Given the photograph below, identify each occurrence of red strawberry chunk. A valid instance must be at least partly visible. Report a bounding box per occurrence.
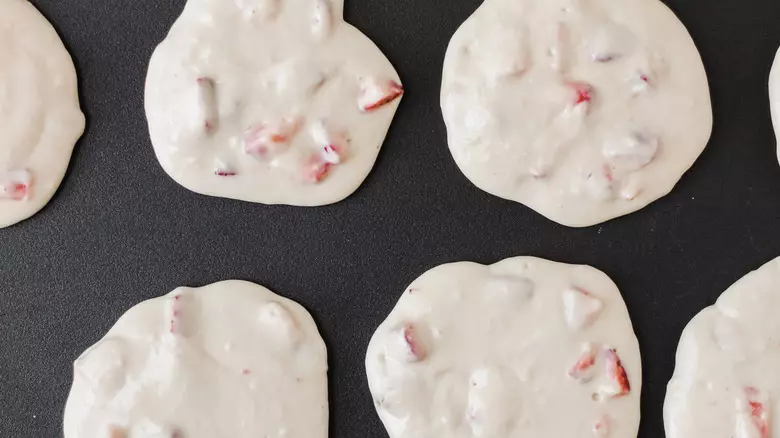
[569,346,597,381]
[745,387,770,438]
[593,416,610,437]
[570,82,594,106]
[402,324,426,362]
[358,78,404,112]
[302,154,331,183]
[1,170,31,201]
[310,120,348,164]
[604,348,630,397]
[244,117,302,157]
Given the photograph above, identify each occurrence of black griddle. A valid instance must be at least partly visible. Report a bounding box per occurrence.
[2,0,780,436]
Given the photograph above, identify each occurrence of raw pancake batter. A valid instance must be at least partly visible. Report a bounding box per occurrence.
[665,257,780,438]
[366,257,641,437]
[769,47,780,162]
[0,0,85,228]
[146,0,403,206]
[63,280,328,438]
[440,0,712,227]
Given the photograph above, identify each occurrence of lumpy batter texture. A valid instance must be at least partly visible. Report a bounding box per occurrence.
[64,280,328,438]
[665,257,780,438]
[145,0,403,206]
[441,0,712,227]
[366,257,641,438]
[0,0,85,228]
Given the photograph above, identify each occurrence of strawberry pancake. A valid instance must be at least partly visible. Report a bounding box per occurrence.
[366,257,641,437]
[440,0,712,227]
[665,257,780,438]
[64,281,328,438]
[0,0,85,228]
[145,0,403,206]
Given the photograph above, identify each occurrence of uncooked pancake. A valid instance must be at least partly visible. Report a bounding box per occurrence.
[145,0,403,206]
[665,257,780,438]
[63,280,328,438]
[0,0,85,228]
[769,47,780,163]
[440,0,712,227]
[366,257,641,437]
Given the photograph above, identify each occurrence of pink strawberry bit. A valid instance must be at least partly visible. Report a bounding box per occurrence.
[358,78,404,112]
[568,344,597,381]
[214,169,237,177]
[108,426,127,438]
[401,324,426,362]
[244,117,302,157]
[630,71,653,95]
[593,416,610,438]
[196,77,218,134]
[569,82,594,106]
[301,154,332,183]
[604,348,630,397]
[745,387,770,438]
[242,368,251,375]
[310,121,348,164]
[593,52,620,63]
[1,170,32,201]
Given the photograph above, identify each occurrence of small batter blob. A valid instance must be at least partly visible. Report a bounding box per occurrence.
[665,257,780,438]
[63,280,328,438]
[440,0,712,227]
[769,47,780,163]
[366,256,642,437]
[145,0,403,206]
[0,0,85,228]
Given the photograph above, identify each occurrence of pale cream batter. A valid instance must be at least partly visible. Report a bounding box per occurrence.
[0,0,85,228]
[769,47,780,162]
[145,0,403,206]
[366,257,642,437]
[63,280,328,438]
[665,257,780,438]
[441,0,712,227]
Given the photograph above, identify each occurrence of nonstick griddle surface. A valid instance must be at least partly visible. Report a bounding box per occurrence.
[2,0,780,436]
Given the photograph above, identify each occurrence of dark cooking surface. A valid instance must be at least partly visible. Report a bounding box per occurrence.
[1,0,779,436]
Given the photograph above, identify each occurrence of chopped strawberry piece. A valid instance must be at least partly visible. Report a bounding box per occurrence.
[310,120,348,164]
[108,426,127,438]
[244,117,302,157]
[302,154,331,183]
[402,324,426,362]
[569,344,597,381]
[593,53,619,63]
[604,348,630,397]
[745,387,770,438]
[569,82,593,106]
[1,170,32,201]
[358,78,404,112]
[630,71,653,94]
[593,416,610,437]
